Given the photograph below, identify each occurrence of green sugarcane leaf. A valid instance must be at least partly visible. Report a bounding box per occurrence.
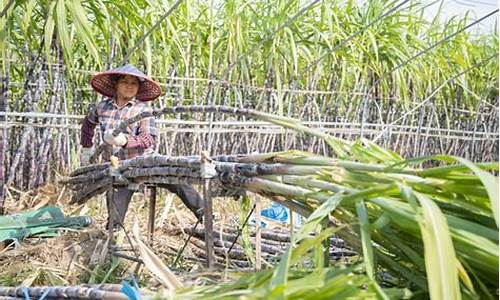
[401,155,498,227]
[44,2,56,64]
[55,0,72,66]
[290,227,338,264]
[414,192,461,300]
[356,200,375,279]
[450,156,499,227]
[269,246,291,300]
[68,0,101,65]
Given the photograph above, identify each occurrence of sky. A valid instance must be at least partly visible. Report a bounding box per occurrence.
[421,0,498,32]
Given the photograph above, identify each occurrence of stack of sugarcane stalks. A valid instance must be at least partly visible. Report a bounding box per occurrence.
[0,284,133,300]
[61,147,499,297]
[184,226,355,268]
[58,103,499,298]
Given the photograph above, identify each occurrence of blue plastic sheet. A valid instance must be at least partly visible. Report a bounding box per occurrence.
[250,203,301,228]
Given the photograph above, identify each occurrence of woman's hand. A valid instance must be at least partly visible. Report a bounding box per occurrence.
[103,129,128,147]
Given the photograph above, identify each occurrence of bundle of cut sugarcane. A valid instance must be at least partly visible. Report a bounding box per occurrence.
[184,225,354,266]
[61,105,499,299]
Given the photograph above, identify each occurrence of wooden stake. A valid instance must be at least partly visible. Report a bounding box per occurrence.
[148,186,157,245]
[201,151,215,268]
[203,179,214,268]
[107,188,115,250]
[255,195,262,271]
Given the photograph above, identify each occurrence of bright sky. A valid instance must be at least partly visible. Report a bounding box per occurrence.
[422,0,498,32]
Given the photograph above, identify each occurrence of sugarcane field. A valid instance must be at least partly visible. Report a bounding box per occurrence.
[0,0,499,299]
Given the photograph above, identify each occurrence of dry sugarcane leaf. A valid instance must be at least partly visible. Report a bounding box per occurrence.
[131,221,183,289]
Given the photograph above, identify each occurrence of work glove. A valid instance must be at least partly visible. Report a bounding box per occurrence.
[103,129,128,147]
[80,147,93,166]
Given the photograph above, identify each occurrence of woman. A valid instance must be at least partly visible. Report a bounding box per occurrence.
[80,64,203,229]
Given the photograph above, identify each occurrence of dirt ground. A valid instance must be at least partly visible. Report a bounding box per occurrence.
[0,183,254,289]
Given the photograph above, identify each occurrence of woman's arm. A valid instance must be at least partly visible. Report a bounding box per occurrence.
[80,107,99,147]
[124,115,156,149]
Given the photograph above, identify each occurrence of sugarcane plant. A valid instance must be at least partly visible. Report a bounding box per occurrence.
[61,105,499,299]
[1,0,498,197]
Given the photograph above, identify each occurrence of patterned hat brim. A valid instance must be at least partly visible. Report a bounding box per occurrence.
[90,70,162,101]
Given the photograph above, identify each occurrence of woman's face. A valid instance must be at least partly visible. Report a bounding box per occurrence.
[115,75,140,100]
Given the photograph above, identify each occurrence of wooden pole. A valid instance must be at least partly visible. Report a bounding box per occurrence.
[255,195,262,270]
[107,156,120,250]
[148,186,157,245]
[203,179,214,268]
[107,188,115,250]
[201,151,215,268]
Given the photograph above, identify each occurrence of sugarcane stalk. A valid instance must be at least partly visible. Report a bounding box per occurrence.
[80,285,123,293]
[117,154,201,171]
[212,235,284,256]
[185,226,287,248]
[0,286,128,300]
[215,162,332,176]
[191,247,251,268]
[0,64,9,215]
[133,176,203,186]
[191,237,279,261]
[70,163,110,177]
[70,177,112,204]
[6,63,47,186]
[59,169,109,185]
[122,166,201,178]
[34,64,61,187]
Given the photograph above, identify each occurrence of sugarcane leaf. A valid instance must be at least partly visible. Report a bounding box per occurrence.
[376,249,428,291]
[356,200,375,279]
[393,155,498,227]
[290,227,337,264]
[459,258,496,300]
[283,269,327,297]
[44,2,56,63]
[352,138,403,163]
[371,279,391,300]
[456,259,475,295]
[55,0,72,66]
[416,162,499,177]
[67,0,101,65]
[370,212,391,230]
[269,246,291,300]
[270,224,340,298]
[131,221,183,290]
[450,156,499,227]
[296,192,343,241]
[414,192,461,300]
